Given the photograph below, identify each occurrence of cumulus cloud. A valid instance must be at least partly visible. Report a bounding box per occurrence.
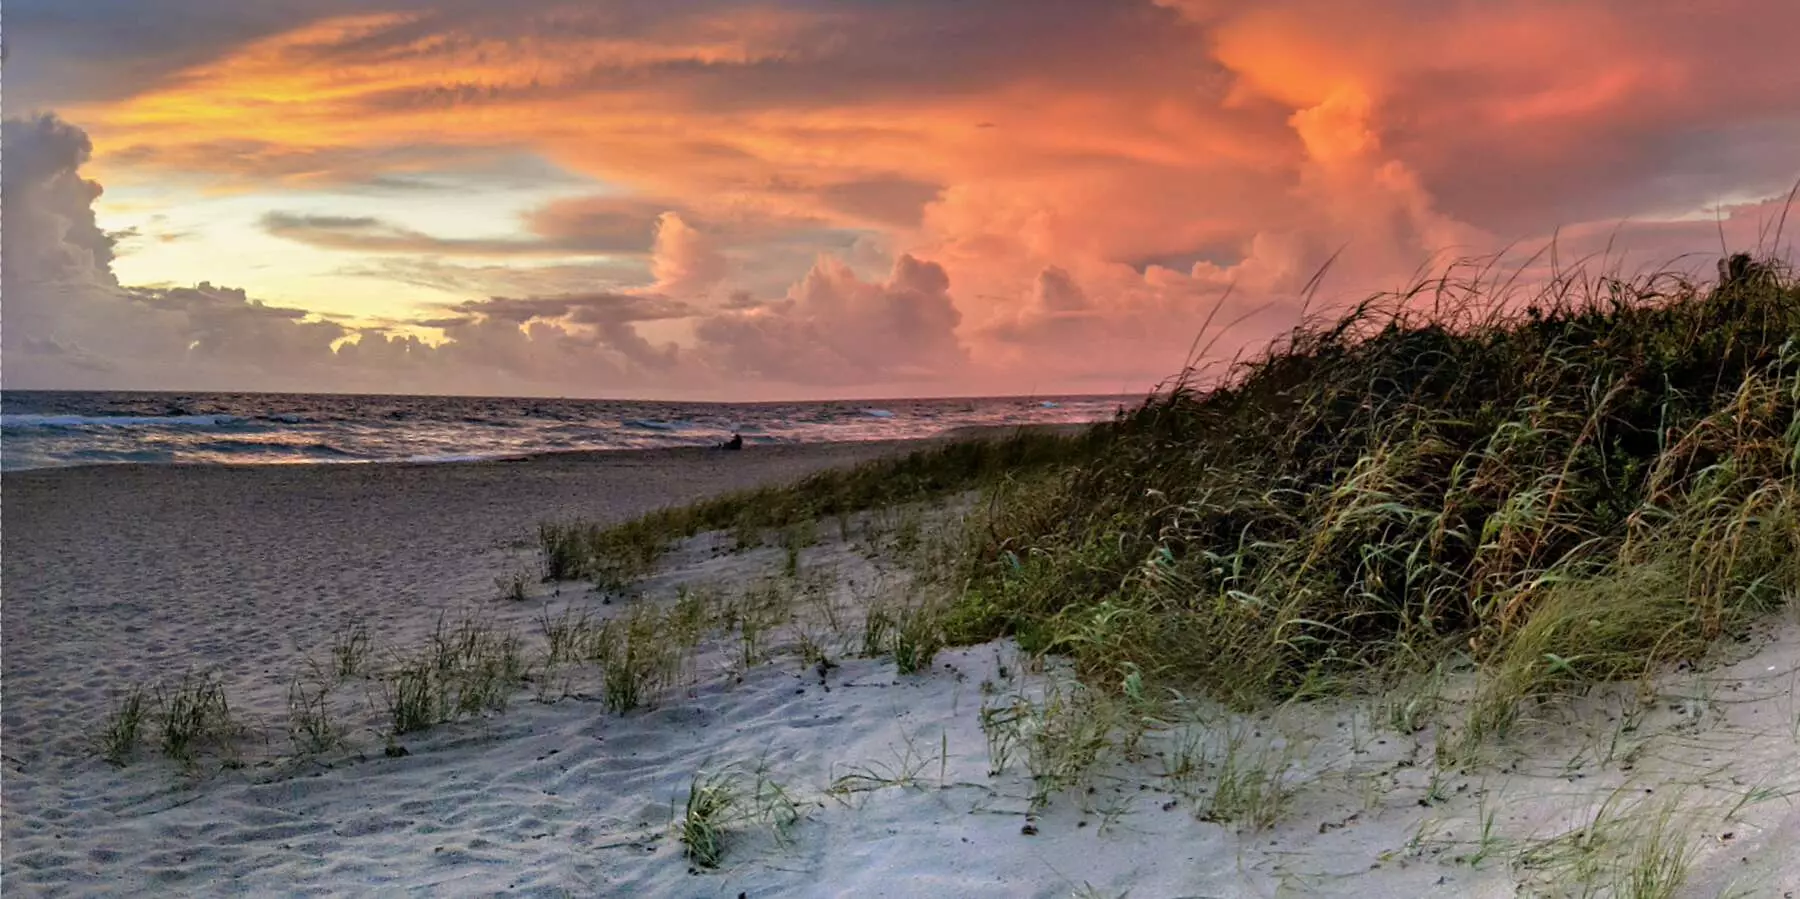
[2,114,983,396]
[648,212,728,296]
[695,254,966,384]
[9,0,1797,396]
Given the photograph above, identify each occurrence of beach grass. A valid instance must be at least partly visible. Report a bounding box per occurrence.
[286,676,343,756]
[937,253,1797,720]
[677,768,738,868]
[568,251,1796,821]
[99,684,149,766]
[156,670,242,766]
[677,762,803,869]
[537,427,1104,586]
[330,621,372,679]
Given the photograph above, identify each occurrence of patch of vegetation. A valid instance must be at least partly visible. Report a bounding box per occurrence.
[1201,725,1299,831]
[940,254,1797,723]
[539,427,1105,586]
[330,620,372,679]
[99,684,149,766]
[892,598,945,675]
[676,762,801,870]
[286,676,342,756]
[380,614,528,736]
[538,521,589,582]
[156,670,243,767]
[560,251,1797,823]
[601,605,681,714]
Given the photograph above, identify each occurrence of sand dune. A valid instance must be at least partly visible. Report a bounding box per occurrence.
[4,445,1798,896]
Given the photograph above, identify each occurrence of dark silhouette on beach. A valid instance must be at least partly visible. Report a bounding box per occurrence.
[720,433,744,451]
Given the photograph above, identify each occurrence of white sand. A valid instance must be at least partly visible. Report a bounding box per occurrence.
[5,452,1798,897]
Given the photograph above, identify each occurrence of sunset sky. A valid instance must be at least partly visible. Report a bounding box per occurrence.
[7,0,1798,399]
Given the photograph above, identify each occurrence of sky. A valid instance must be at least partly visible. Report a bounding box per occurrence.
[5,0,1798,400]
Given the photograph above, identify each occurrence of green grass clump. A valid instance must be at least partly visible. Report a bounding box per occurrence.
[892,599,945,675]
[939,253,1797,719]
[156,670,241,766]
[676,763,801,869]
[600,605,680,714]
[380,615,528,737]
[99,685,149,766]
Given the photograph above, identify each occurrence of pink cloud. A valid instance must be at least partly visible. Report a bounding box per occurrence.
[7,0,1796,396]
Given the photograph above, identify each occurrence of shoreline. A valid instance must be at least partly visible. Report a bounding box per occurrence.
[0,421,1095,477]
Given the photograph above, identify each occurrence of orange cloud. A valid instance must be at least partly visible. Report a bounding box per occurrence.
[13,0,1795,397]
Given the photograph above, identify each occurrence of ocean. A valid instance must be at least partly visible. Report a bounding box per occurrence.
[0,391,1126,471]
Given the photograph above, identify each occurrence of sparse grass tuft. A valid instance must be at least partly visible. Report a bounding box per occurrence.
[381,660,441,736]
[330,621,372,679]
[538,521,589,581]
[156,670,241,766]
[286,676,342,755]
[380,614,527,736]
[677,762,802,869]
[601,605,680,714]
[862,602,896,658]
[1201,726,1298,831]
[892,598,945,675]
[99,684,149,766]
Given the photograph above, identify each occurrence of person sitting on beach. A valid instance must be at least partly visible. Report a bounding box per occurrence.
[720,433,744,451]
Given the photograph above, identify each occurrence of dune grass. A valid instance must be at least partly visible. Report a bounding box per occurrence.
[938,254,1797,722]
[536,427,1104,586]
[516,252,1794,857]
[676,762,802,869]
[379,614,528,737]
[574,252,1795,739]
[156,670,244,767]
[99,685,149,766]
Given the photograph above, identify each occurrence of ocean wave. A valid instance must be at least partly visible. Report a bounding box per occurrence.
[621,418,696,432]
[0,413,247,430]
[189,440,358,458]
[1,390,1124,470]
[399,452,528,464]
[69,448,179,464]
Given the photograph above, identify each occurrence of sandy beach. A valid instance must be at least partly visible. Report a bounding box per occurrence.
[2,440,932,760]
[5,439,1799,897]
